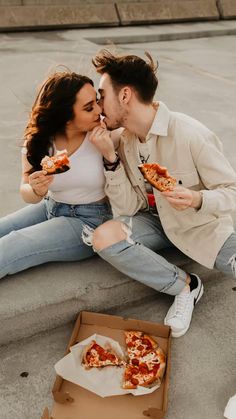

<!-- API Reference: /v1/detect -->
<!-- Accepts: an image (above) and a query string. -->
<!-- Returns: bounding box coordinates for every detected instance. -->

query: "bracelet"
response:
[103,153,120,171]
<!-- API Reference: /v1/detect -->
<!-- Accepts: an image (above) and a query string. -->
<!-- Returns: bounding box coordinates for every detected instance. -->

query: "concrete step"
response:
[0,0,236,33]
[85,19,236,44]
[0,248,192,346]
[1,272,235,419]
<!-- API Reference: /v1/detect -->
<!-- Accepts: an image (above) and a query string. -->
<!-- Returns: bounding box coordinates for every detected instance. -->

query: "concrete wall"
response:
[0,0,235,31]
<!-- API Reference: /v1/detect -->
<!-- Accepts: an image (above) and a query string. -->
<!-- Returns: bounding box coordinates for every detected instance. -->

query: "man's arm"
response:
[162,134,236,214]
[195,140,236,215]
[104,162,147,216]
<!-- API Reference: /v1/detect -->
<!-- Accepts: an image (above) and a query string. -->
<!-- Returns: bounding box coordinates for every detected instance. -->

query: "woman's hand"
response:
[89,125,117,163]
[161,186,202,211]
[28,170,53,197]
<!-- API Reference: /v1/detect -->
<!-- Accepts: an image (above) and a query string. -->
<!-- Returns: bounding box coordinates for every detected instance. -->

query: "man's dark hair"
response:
[92,49,158,104]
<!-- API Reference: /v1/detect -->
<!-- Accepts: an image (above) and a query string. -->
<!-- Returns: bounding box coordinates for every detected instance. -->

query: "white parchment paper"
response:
[224,394,236,419]
[54,334,160,397]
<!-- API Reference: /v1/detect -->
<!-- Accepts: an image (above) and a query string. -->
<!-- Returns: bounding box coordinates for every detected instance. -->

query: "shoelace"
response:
[174,292,192,319]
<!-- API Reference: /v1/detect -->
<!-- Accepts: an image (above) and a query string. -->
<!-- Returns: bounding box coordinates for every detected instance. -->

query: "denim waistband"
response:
[45,196,112,219]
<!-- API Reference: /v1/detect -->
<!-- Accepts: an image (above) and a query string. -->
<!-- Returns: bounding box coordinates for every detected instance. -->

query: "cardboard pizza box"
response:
[42,311,171,419]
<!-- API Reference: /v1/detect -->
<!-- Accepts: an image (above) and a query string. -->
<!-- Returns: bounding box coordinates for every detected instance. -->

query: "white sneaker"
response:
[164,274,204,338]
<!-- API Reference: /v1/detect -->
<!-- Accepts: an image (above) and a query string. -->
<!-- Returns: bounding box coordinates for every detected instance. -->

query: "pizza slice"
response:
[123,364,156,389]
[40,149,70,174]
[82,340,124,369]
[122,346,166,390]
[138,163,176,192]
[124,330,158,359]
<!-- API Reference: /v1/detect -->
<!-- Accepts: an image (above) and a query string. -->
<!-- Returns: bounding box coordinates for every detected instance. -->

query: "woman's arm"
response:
[89,126,124,162]
[20,152,53,203]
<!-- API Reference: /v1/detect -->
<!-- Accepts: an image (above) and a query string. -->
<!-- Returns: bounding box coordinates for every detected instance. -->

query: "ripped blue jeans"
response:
[97,212,236,296]
[0,196,112,279]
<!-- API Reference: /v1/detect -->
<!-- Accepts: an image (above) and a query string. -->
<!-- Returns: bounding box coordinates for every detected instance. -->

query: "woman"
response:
[0,71,113,279]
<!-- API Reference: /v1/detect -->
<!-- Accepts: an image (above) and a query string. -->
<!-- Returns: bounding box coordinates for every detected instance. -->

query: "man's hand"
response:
[89,125,116,162]
[161,185,202,211]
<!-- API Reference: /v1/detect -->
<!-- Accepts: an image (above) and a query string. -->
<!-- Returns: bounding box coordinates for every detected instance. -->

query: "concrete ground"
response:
[0,20,236,419]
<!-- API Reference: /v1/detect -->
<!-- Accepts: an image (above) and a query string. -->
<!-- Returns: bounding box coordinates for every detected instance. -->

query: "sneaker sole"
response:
[166,283,204,338]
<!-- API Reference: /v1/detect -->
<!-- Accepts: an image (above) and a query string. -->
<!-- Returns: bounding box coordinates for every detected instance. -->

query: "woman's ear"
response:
[119,86,132,105]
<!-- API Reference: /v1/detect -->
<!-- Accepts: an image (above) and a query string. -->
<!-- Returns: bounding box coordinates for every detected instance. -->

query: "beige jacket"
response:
[104,102,236,268]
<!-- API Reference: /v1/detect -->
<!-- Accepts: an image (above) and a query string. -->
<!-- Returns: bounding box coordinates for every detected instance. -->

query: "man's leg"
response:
[214,232,236,278]
[92,212,203,337]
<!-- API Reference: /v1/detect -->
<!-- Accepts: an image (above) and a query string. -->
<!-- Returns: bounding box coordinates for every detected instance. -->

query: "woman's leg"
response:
[214,232,236,278]
[0,216,94,279]
[0,201,47,238]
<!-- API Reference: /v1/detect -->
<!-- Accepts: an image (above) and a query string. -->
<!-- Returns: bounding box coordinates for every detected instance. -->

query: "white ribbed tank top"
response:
[48,132,105,204]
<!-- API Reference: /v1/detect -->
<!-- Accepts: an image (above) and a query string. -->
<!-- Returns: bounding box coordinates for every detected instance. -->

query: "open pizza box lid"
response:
[42,310,171,419]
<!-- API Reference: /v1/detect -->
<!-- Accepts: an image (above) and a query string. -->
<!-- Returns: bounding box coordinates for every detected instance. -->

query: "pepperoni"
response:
[142,338,152,348]
[137,345,144,351]
[132,335,139,341]
[125,371,132,380]
[131,377,139,386]
[99,353,107,361]
[139,365,149,374]
[152,364,160,373]
[92,344,102,352]
[130,367,139,375]
[127,341,135,348]
[131,358,139,366]
[107,354,116,362]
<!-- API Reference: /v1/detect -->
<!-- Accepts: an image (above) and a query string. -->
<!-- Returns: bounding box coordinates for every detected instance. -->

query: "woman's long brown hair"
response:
[24,71,94,173]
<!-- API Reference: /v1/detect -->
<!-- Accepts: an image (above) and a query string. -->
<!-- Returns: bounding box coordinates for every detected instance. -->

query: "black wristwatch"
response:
[103,152,120,171]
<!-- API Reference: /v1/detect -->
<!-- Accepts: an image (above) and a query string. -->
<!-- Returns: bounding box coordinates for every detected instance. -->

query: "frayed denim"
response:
[97,212,236,296]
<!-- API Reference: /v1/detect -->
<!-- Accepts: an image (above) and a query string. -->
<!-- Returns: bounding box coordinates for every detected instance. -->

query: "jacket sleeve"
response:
[104,162,147,217]
[195,132,236,215]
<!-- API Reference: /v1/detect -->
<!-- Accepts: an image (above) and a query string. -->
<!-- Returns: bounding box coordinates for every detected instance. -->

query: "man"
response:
[88,50,236,338]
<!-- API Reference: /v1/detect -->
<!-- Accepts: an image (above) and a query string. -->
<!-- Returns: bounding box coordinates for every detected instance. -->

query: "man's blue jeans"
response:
[98,212,236,296]
[0,196,112,278]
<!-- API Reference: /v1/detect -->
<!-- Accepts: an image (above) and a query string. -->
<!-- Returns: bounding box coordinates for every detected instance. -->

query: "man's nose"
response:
[96,102,102,114]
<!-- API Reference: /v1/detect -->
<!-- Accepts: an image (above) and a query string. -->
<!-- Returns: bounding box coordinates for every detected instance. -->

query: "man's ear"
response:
[118,86,132,104]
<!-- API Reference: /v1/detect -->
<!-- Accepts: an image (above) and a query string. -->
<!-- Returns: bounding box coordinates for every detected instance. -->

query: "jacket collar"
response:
[146,101,170,140]
[121,101,170,145]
